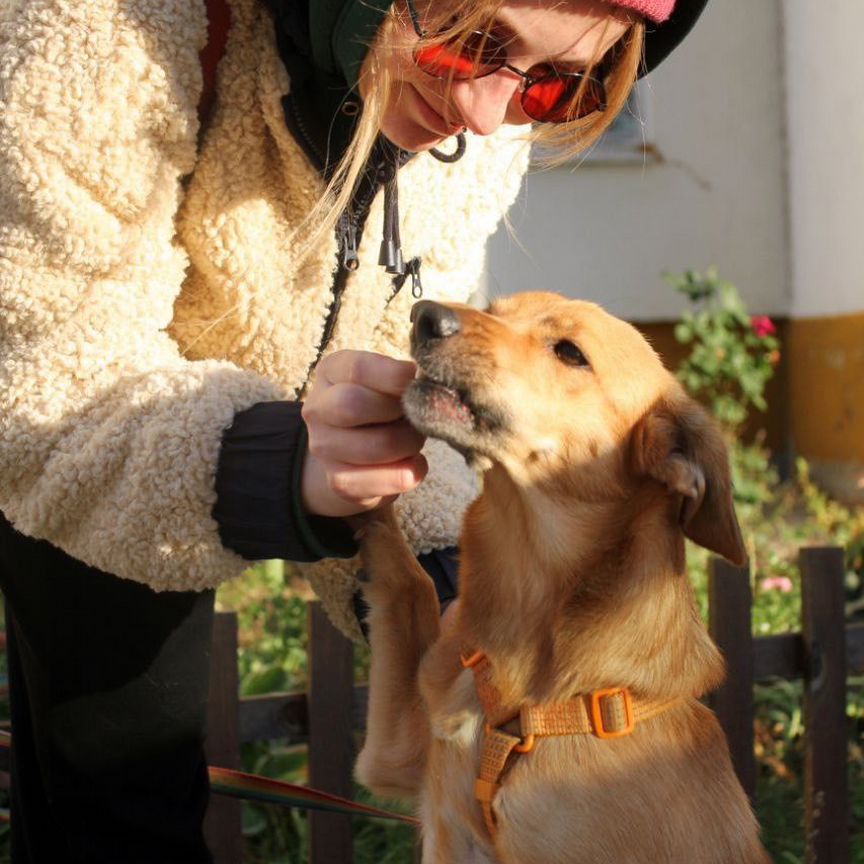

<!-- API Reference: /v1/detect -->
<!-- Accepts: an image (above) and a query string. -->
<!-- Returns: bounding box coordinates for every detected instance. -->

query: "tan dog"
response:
[355,294,770,864]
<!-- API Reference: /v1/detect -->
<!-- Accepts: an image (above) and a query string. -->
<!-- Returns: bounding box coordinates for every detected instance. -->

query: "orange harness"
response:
[461,650,682,840]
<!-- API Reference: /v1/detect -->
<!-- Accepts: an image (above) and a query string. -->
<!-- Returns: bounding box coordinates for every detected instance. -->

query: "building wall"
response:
[483,0,864,501]
[485,0,788,321]
[783,0,864,500]
[784,0,864,320]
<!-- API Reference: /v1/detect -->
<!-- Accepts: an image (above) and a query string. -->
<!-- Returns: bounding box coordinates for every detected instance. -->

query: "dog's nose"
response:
[411,301,461,346]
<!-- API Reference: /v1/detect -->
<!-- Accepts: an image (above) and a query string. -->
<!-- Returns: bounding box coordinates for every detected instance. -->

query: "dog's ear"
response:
[630,395,747,566]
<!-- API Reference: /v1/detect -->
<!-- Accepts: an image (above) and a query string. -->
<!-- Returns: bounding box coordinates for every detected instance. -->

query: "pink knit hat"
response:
[607,0,676,23]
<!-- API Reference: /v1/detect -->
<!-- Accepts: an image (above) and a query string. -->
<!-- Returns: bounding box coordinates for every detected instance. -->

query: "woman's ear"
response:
[630,395,748,567]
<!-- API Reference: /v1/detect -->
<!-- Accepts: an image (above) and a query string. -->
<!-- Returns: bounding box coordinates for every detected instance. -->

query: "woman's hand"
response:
[301,350,428,518]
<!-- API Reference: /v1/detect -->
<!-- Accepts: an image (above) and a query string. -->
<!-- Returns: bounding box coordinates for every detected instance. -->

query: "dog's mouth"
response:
[403,369,508,464]
[407,376,475,424]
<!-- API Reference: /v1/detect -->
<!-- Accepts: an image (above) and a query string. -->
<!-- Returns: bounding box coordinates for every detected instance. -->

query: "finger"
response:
[306,382,406,428]
[303,451,419,518]
[308,420,426,467]
[320,350,417,397]
[330,493,401,521]
[325,455,429,504]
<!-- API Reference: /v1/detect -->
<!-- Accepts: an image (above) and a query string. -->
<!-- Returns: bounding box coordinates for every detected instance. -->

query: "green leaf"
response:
[242,803,269,837]
[242,665,287,697]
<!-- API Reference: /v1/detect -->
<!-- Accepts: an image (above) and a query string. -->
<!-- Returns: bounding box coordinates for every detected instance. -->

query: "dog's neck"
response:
[456,464,724,708]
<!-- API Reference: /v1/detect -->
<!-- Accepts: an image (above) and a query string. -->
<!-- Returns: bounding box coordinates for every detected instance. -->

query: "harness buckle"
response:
[590,688,635,739]
[513,733,535,753]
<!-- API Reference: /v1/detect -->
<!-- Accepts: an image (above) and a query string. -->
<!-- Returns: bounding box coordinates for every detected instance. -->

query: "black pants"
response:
[0,511,215,863]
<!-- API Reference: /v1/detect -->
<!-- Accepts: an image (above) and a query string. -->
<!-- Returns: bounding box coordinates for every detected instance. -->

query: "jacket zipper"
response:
[286,95,327,172]
[311,175,381,375]
[292,129,417,386]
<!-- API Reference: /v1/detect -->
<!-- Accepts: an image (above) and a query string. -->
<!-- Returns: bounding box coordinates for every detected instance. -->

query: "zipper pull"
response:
[407,257,423,299]
[340,214,359,271]
[387,256,423,303]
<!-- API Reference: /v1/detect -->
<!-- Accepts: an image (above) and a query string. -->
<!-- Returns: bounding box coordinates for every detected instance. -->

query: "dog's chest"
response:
[421,728,500,863]
[427,668,484,745]
[418,671,498,856]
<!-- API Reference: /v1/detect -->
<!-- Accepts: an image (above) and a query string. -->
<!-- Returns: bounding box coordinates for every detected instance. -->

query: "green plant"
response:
[669,267,780,431]
[669,267,783,537]
[796,458,864,611]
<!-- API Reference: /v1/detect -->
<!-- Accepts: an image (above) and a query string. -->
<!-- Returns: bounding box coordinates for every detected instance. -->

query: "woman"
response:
[0,0,708,860]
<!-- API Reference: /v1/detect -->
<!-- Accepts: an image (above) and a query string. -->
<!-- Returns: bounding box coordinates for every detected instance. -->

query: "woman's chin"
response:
[382,123,450,154]
[376,81,467,152]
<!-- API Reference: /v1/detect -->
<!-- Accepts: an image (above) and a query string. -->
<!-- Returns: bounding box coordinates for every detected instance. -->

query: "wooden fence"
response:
[204,546,864,864]
[0,547,857,860]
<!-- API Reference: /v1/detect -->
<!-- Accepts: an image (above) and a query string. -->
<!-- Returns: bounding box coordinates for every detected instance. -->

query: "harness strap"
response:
[475,726,523,838]
[461,651,510,725]
[461,650,683,839]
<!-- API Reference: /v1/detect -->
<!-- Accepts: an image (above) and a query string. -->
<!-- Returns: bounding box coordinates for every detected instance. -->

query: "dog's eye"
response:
[554,340,590,368]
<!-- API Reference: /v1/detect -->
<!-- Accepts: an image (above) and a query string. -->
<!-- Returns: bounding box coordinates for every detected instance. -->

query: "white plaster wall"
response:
[485,0,788,322]
[784,1,864,319]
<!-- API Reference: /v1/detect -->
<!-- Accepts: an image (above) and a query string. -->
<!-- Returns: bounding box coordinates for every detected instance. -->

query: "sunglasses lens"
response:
[414,30,505,79]
[522,74,605,123]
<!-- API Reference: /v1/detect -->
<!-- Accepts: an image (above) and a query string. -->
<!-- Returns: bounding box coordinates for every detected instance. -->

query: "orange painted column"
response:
[788,313,864,502]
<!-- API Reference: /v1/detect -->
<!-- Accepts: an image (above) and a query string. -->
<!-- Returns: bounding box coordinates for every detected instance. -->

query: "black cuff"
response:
[289,422,359,560]
[213,401,357,563]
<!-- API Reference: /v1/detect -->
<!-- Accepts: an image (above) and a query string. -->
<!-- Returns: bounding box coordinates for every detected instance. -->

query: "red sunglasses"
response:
[405,0,608,124]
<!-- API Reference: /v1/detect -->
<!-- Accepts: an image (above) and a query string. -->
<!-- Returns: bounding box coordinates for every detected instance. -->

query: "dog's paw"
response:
[355,503,403,549]
[347,502,401,541]
[356,506,429,598]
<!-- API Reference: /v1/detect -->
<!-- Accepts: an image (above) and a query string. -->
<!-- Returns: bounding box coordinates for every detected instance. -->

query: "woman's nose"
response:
[448,71,523,136]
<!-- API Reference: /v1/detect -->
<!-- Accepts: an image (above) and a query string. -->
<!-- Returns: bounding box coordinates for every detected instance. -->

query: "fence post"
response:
[708,557,757,800]
[308,602,355,864]
[205,611,243,864]
[800,547,849,864]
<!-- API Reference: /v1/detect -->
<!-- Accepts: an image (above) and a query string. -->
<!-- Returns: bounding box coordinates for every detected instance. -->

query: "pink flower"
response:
[760,576,793,593]
[751,316,776,338]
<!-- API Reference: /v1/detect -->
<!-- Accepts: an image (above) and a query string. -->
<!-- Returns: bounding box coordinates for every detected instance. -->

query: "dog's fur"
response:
[355,294,770,863]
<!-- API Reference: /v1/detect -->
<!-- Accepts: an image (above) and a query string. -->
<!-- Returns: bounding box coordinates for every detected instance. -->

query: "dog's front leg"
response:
[354,503,442,800]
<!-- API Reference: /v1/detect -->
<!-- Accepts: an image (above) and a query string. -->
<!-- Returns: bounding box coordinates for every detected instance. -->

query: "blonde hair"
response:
[305,1,646,249]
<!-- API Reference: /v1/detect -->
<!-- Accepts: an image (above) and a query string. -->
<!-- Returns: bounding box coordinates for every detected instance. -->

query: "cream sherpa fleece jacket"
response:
[0,0,529,640]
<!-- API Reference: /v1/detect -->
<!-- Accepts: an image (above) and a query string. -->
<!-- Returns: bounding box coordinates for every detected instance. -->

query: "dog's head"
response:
[404,293,746,566]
